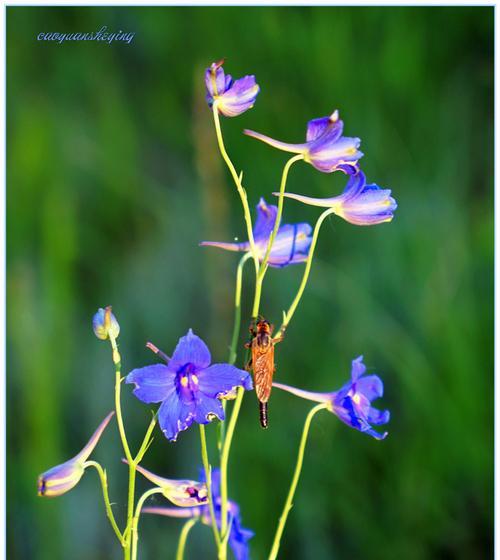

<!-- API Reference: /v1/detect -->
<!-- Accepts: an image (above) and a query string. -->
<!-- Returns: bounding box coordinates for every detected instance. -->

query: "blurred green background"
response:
[7,6,493,560]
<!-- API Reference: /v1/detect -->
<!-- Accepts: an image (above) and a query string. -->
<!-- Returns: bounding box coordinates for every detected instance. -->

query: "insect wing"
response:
[253,345,274,403]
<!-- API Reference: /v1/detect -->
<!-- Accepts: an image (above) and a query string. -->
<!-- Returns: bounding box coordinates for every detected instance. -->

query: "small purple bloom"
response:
[143,468,254,560]
[200,198,313,267]
[38,411,114,497]
[126,329,253,442]
[274,356,389,440]
[277,171,397,226]
[205,59,260,117]
[244,110,362,174]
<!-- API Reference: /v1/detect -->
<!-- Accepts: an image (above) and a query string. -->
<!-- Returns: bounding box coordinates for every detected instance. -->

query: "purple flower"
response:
[244,110,362,174]
[274,356,389,440]
[205,59,260,117]
[277,171,397,226]
[200,198,313,267]
[38,411,114,497]
[143,468,254,560]
[126,329,253,442]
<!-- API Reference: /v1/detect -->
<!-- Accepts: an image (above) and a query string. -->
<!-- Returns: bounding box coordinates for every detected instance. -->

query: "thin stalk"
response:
[275,208,336,339]
[219,385,244,554]
[251,154,303,318]
[229,252,252,365]
[84,460,124,546]
[212,104,260,275]
[176,518,199,560]
[268,403,328,560]
[130,487,164,560]
[108,335,136,560]
[134,415,156,464]
[199,424,221,548]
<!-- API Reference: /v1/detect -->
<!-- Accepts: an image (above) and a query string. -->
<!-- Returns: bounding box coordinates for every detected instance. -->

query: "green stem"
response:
[219,385,244,554]
[109,335,136,560]
[251,154,303,318]
[175,518,199,560]
[276,208,336,339]
[84,460,124,546]
[130,487,164,560]
[212,104,260,276]
[199,424,221,548]
[229,252,252,365]
[268,403,328,560]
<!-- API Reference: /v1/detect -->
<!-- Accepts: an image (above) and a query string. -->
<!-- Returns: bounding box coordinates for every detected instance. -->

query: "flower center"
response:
[177,363,200,403]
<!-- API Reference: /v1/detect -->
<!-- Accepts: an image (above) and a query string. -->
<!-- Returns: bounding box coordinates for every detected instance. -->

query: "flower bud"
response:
[38,411,114,497]
[93,306,120,340]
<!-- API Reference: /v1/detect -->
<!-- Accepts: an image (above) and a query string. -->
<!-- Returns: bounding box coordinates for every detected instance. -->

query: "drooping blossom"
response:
[126,329,252,442]
[244,110,362,173]
[274,356,389,440]
[205,59,260,117]
[122,460,208,507]
[38,411,114,497]
[200,198,313,267]
[143,468,254,560]
[277,171,397,226]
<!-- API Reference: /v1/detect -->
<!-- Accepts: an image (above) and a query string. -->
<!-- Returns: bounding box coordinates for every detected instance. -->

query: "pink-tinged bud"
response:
[92,306,120,340]
[38,411,114,497]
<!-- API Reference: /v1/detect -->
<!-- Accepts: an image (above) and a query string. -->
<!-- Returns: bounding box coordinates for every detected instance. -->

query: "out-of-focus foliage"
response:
[7,6,493,560]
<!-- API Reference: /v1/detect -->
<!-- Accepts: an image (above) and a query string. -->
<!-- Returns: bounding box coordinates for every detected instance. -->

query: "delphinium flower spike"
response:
[126,329,253,441]
[274,356,390,439]
[38,411,114,497]
[277,170,397,226]
[244,110,362,173]
[200,197,313,267]
[143,468,254,560]
[206,59,260,117]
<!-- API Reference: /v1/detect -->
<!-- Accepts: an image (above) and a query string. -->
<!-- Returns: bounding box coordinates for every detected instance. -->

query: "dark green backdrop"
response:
[7,6,493,560]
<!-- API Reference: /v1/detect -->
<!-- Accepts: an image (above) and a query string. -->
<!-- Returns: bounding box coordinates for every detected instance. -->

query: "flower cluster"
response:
[37,58,396,560]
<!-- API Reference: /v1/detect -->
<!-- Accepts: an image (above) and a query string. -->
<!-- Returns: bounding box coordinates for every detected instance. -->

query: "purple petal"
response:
[368,407,390,426]
[341,183,397,226]
[217,75,260,117]
[355,374,384,401]
[197,363,252,397]
[126,364,176,403]
[193,394,225,424]
[340,172,367,201]
[306,112,343,143]
[268,222,313,267]
[158,388,195,442]
[205,64,228,99]
[308,136,363,173]
[169,329,211,372]
[253,198,278,241]
[350,355,366,381]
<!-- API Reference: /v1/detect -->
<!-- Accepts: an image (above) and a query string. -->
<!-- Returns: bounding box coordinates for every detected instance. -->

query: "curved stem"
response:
[199,424,221,548]
[275,208,336,339]
[134,415,156,464]
[251,154,303,318]
[212,104,260,275]
[130,487,164,560]
[219,385,244,554]
[176,518,199,560]
[84,460,124,546]
[268,403,328,560]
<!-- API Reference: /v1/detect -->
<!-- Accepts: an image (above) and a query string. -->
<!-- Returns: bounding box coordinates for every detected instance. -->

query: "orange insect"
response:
[245,318,283,428]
